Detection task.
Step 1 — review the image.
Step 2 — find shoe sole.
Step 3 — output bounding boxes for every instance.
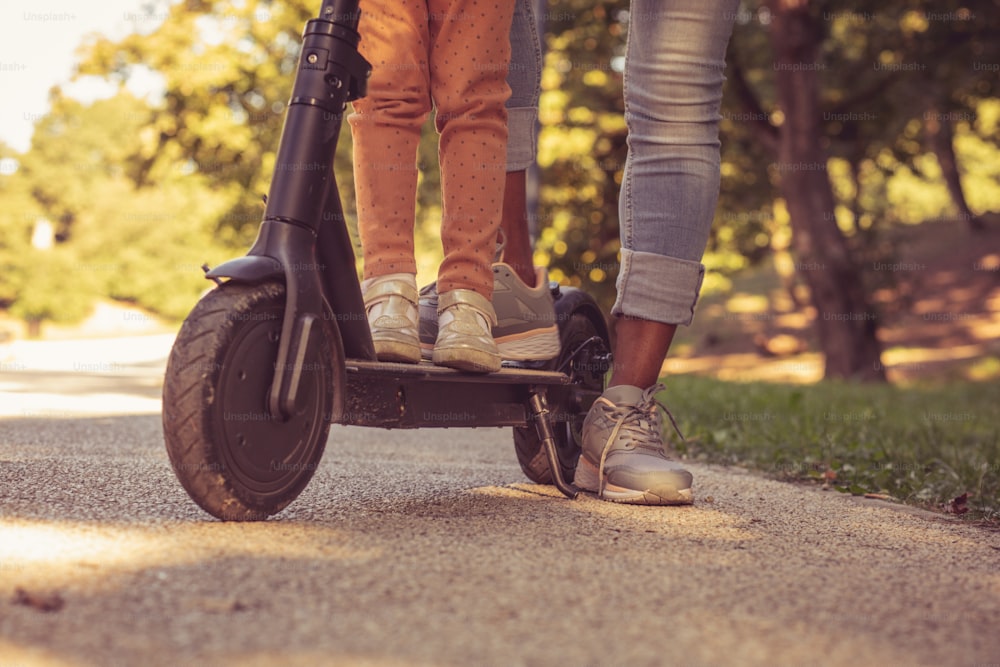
[494,326,560,361]
[574,458,694,505]
[374,340,421,364]
[421,327,560,362]
[432,347,501,373]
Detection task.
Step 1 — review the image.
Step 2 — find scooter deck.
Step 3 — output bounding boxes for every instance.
[341,358,590,429]
[344,358,572,383]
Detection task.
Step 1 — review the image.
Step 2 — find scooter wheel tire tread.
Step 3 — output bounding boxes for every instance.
[163,281,334,521]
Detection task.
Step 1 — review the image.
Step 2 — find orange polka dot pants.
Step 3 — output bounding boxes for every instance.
[349,0,514,299]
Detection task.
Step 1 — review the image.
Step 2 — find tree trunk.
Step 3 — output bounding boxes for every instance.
[848,158,863,234]
[26,319,42,339]
[766,0,884,381]
[924,102,985,232]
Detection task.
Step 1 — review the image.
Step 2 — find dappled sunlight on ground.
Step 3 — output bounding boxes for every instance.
[724,293,770,313]
[204,651,421,667]
[0,333,175,371]
[0,640,70,667]
[0,301,176,342]
[0,518,382,593]
[468,482,761,545]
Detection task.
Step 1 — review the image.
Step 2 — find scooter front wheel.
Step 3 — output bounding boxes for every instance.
[162,281,338,520]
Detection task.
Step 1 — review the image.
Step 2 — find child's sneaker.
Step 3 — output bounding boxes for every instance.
[576,383,693,505]
[362,273,420,364]
[418,264,559,362]
[432,289,501,373]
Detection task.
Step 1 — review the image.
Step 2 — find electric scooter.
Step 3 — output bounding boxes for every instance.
[161,0,611,521]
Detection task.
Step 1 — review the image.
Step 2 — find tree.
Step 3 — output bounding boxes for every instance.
[1,138,99,335]
[5,0,997,369]
[763,0,884,380]
[1,89,238,324]
[723,0,1000,379]
[77,0,315,243]
[6,247,99,338]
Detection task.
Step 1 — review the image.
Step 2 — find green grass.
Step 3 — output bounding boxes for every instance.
[658,376,1000,521]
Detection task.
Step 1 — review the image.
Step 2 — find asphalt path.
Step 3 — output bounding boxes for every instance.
[1,336,999,666]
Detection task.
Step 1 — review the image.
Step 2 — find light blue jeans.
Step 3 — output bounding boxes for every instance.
[613,0,739,325]
[505,0,541,171]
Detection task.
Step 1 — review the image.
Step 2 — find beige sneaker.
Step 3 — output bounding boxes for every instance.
[362,273,420,363]
[576,384,693,505]
[432,289,501,373]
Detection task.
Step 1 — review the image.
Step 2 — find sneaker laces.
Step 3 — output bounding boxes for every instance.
[596,383,685,497]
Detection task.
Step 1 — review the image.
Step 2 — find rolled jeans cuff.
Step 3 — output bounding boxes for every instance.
[611,249,705,326]
[506,106,537,172]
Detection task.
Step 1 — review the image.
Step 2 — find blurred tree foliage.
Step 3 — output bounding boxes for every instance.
[77,0,314,238]
[1,0,997,355]
[535,0,1000,306]
[76,0,447,281]
[533,0,629,298]
[0,89,236,333]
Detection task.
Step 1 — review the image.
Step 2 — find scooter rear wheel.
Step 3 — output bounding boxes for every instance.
[162,281,337,520]
[513,312,608,484]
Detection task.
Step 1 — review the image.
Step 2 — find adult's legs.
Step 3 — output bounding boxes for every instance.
[609,0,739,384]
[607,318,677,389]
[578,0,739,504]
[501,0,543,287]
[501,173,536,286]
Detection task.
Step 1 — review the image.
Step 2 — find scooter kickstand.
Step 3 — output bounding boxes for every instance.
[528,392,579,499]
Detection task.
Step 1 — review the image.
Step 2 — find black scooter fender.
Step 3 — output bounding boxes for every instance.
[207,221,344,423]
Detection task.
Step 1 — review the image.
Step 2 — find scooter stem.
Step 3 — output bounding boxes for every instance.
[207,0,373,419]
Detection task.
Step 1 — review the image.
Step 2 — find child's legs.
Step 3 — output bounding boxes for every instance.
[428,0,514,298]
[349,0,433,280]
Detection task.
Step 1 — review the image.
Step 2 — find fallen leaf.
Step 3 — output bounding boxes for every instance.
[186,596,249,614]
[13,588,65,613]
[944,493,970,515]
